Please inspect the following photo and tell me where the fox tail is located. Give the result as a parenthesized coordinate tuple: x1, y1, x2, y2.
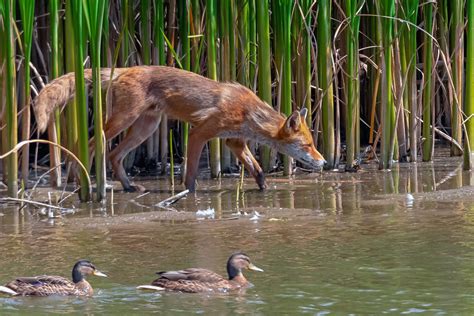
(33, 68, 125, 133)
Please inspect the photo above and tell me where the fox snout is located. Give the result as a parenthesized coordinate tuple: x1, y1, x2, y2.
(303, 149, 326, 170)
(305, 158, 326, 170)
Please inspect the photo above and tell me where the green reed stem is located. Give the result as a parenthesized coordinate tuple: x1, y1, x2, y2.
(65, 0, 78, 158)
(343, 0, 361, 169)
(169, 129, 174, 187)
(48, 0, 62, 187)
(237, 0, 249, 86)
(84, 0, 107, 201)
(399, 0, 418, 162)
(248, 0, 256, 86)
(206, 0, 221, 179)
(272, 0, 292, 175)
(377, 1, 396, 169)
(4, 0, 18, 197)
(465, 0, 474, 169)
(178, 0, 190, 181)
(256, 0, 272, 172)
(292, 0, 312, 126)
(141, 0, 151, 65)
(422, 2, 434, 162)
(218, 0, 234, 172)
(19, 0, 35, 187)
(317, 0, 335, 169)
(71, 0, 91, 201)
(451, 0, 463, 157)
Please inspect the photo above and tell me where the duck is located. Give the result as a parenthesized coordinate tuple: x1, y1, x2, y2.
(137, 252, 263, 293)
(0, 260, 107, 296)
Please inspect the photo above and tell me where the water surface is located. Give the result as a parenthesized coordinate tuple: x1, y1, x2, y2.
(1, 157, 474, 314)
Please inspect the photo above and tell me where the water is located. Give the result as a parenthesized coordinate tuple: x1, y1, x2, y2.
(1, 156, 474, 314)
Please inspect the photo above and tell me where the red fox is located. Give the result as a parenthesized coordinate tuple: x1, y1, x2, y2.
(34, 66, 326, 192)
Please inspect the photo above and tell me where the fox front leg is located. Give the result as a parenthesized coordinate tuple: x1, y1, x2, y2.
(225, 138, 267, 190)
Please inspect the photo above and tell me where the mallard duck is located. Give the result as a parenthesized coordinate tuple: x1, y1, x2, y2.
(137, 252, 263, 293)
(0, 260, 107, 296)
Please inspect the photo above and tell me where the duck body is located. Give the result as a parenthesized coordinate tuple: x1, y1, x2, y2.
(152, 268, 248, 293)
(140, 252, 263, 293)
(0, 260, 107, 297)
(4, 275, 93, 296)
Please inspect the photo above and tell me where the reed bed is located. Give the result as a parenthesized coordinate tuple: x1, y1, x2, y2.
(0, 0, 473, 201)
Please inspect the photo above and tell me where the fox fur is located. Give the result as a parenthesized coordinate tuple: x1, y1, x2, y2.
(33, 66, 326, 192)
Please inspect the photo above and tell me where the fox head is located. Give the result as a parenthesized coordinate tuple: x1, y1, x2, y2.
(278, 108, 326, 169)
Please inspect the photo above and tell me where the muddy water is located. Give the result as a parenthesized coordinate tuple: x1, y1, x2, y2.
(1, 156, 474, 314)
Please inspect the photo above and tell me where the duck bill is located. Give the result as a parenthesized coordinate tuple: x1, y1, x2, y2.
(93, 270, 108, 277)
(248, 263, 264, 272)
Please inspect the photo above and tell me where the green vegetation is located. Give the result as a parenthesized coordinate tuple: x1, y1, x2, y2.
(256, 0, 272, 172)
(48, 0, 62, 187)
(18, 0, 34, 187)
(272, 0, 292, 175)
(3, 0, 18, 197)
(317, 0, 335, 169)
(422, 1, 434, 162)
(1, 1, 474, 200)
(70, 0, 91, 201)
(466, 0, 474, 169)
(84, 0, 107, 201)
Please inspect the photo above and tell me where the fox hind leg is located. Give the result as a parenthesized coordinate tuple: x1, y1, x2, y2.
(108, 110, 161, 192)
(86, 92, 146, 171)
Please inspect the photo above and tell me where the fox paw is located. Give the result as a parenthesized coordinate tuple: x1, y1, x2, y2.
(124, 184, 147, 193)
(256, 172, 267, 190)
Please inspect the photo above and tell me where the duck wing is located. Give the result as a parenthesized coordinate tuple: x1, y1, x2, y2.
(151, 268, 234, 293)
(157, 268, 226, 283)
(6, 275, 78, 296)
(15, 275, 72, 286)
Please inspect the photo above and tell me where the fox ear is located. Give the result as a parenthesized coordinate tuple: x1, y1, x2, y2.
(285, 111, 302, 133)
(300, 108, 308, 121)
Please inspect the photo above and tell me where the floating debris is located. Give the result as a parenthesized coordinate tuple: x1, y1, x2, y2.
(250, 211, 261, 221)
(406, 193, 414, 208)
(269, 218, 283, 222)
(196, 207, 215, 220)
